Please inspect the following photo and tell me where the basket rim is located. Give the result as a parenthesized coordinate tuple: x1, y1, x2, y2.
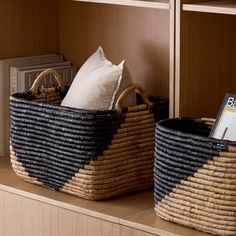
(10, 92, 168, 116)
(156, 117, 236, 145)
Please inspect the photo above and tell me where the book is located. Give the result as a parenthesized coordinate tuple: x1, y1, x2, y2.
(16, 65, 77, 93)
(210, 94, 236, 141)
(10, 61, 72, 94)
(0, 54, 63, 157)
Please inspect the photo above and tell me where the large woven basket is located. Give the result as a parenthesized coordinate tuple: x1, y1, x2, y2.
(154, 118, 236, 236)
(10, 68, 168, 200)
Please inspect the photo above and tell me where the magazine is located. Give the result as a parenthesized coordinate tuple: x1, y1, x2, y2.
(210, 94, 236, 140)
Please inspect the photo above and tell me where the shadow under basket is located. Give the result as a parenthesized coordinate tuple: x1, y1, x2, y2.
(154, 118, 236, 236)
(10, 69, 168, 200)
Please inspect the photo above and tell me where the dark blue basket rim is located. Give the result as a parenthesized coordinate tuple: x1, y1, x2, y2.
(156, 117, 236, 146)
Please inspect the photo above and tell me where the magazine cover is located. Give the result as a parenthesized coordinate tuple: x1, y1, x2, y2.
(210, 93, 236, 140)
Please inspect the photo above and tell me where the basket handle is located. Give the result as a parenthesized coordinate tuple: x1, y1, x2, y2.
(30, 68, 65, 96)
(115, 83, 151, 111)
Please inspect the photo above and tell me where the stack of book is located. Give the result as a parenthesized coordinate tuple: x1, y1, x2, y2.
(0, 54, 78, 157)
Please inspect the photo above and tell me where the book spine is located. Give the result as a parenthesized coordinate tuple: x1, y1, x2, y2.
(10, 67, 18, 94)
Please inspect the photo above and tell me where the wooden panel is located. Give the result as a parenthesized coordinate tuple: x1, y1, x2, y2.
(183, 0, 236, 15)
(59, 1, 170, 98)
(0, 190, 158, 236)
(0, 189, 210, 236)
(72, 0, 170, 9)
(175, 0, 236, 117)
(179, 12, 236, 117)
(120, 226, 156, 236)
(175, 0, 214, 117)
(0, 0, 58, 59)
(174, 0, 181, 117)
(169, 0, 175, 117)
(0, 190, 120, 236)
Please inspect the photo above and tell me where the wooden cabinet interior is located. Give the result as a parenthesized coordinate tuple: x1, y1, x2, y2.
(175, 0, 236, 117)
(59, 1, 171, 101)
(0, 0, 59, 59)
(0, 0, 174, 116)
(1, 0, 236, 119)
(1, 0, 236, 233)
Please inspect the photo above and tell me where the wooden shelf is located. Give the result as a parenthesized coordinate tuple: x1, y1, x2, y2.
(182, 0, 236, 15)
(0, 157, 210, 236)
(72, 0, 170, 9)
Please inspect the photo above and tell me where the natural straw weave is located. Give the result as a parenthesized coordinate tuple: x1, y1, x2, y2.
(10, 68, 168, 200)
(154, 118, 236, 236)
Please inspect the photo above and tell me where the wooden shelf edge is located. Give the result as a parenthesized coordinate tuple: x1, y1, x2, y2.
(72, 0, 170, 10)
(0, 182, 121, 223)
(120, 218, 177, 236)
(182, 1, 236, 15)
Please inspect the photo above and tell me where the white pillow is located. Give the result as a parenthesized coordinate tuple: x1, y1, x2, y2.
(61, 47, 136, 110)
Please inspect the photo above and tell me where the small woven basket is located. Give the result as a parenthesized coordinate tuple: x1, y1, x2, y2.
(154, 118, 236, 236)
(10, 68, 168, 200)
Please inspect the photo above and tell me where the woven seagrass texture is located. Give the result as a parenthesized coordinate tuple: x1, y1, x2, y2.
(154, 118, 236, 236)
(10, 69, 168, 200)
